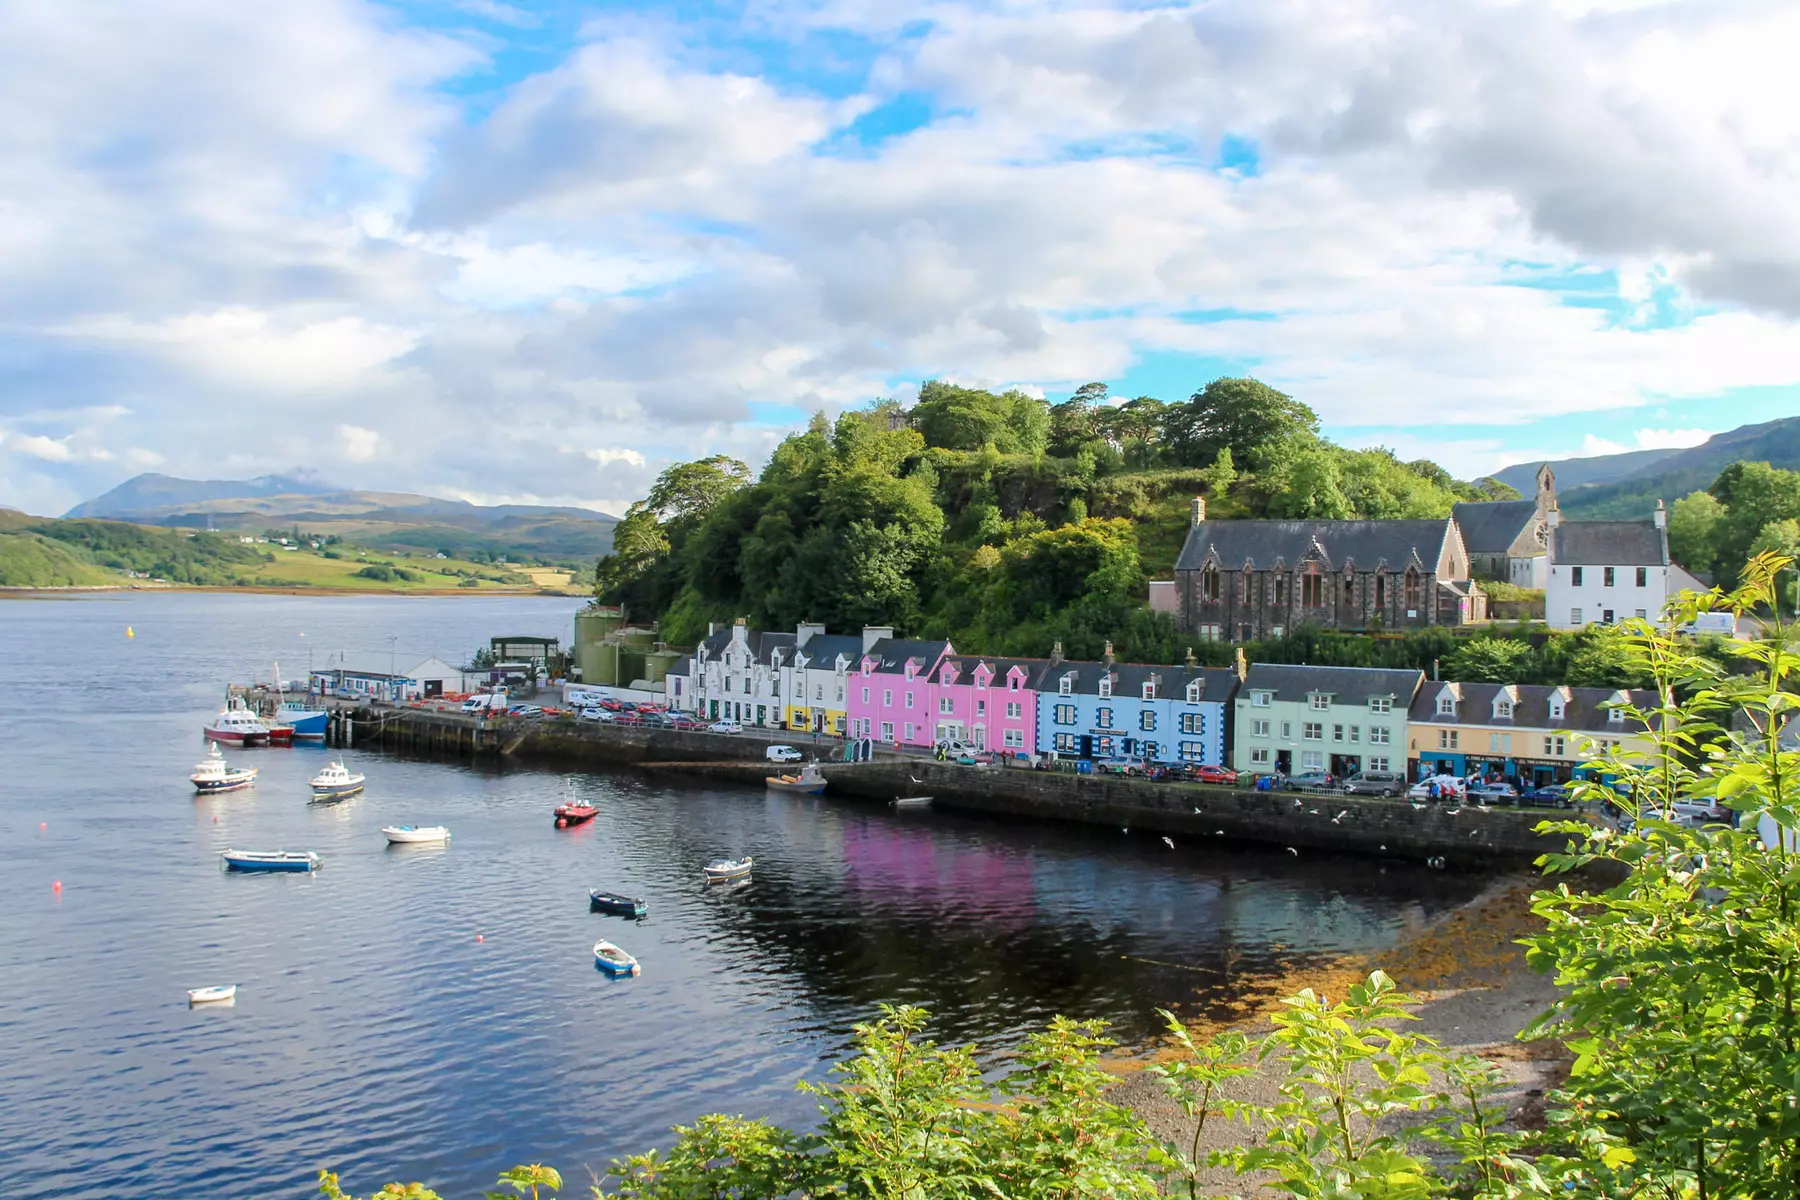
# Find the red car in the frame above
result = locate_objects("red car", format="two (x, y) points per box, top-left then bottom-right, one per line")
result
(1190, 764), (1239, 785)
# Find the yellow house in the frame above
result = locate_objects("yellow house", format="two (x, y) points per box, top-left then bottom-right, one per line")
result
(1406, 681), (1657, 786)
(778, 628), (862, 735)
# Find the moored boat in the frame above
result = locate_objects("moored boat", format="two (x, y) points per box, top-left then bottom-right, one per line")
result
(381, 825), (450, 844)
(187, 984), (237, 1005)
(191, 743), (258, 794)
(204, 697), (270, 747)
(891, 795), (933, 809)
(221, 849), (319, 873)
(593, 939), (641, 977)
(765, 764), (827, 794)
(310, 760), (365, 800)
(275, 700), (329, 741)
(589, 889), (647, 917)
(554, 801), (598, 828)
(702, 855), (753, 882)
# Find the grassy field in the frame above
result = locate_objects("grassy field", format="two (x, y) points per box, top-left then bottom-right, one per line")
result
(239, 547), (588, 593)
(0, 531), (120, 587)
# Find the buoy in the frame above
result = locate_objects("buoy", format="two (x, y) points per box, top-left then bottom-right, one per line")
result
(126, 626), (134, 638)
(52, 880), (62, 893)
(556, 818), (566, 828)
(40, 822), (46, 830)
(476, 934), (484, 943)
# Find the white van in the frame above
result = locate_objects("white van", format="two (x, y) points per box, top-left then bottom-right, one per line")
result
(461, 690), (507, 713)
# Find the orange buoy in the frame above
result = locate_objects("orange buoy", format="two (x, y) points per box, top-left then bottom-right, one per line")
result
(555, 818), (566, 828)
(52, 880), (62, 893)
(40, 822), (46, 830)
(476, 934), (484, 943)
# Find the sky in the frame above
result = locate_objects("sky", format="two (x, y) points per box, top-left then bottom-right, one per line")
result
(3, 0), (1799, 518)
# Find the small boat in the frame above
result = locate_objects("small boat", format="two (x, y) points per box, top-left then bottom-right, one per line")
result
(554, 801), (598, 828)
(191, 743), (258, 794)
(221, 849), (319, 873)
(310, 760), (365, 800)
(703, 855), (753, 882)
(381, 825), (450, 844)
(765, 764), (827, 794)
(593, 939), (641, 977)
(204, 697), (270, 746)
(892, 795), (933, 809)
(264, 722), (295, 745)
(589, 889), (647, 917)
(187, 984), (237, 1005)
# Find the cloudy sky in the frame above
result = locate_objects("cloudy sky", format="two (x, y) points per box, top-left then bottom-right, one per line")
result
(3, 0), (1798, 517)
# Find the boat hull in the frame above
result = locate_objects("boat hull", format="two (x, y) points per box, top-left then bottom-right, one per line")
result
(193, 774), (256, 794)
(765, 779), (826, 794)
(203, 726), (268, 747)
(589, 891), (648, 917)
(593, 941), (641, 976)
(702, 857), (754, 882)
(382, 826), (449, 844)
(310, 781), (365, 800)
(278, 710), (329, 740)
(222, 852), (318, 873)
(188, 985), (237, 1004)
(554, 807), (598, 828)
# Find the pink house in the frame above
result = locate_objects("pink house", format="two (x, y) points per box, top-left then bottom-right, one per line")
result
(845, 637), (954, 748)
(928, 655), (1045, 756)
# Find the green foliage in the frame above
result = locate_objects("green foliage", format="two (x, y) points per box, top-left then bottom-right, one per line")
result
(0, 531), (118, 586)
(486, 1164), (561, 1200)
(353, 564), (423, 583)
(1160, 377), (1319, 468)
(1706, 461), (1800, 586)
(29, 518), (265, 585)
(911, 380), (1050, 455)
(1443, 636), (1538, 682)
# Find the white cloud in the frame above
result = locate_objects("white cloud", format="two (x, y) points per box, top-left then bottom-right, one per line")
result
(337, 424), (382, 463)
(586, 448), (647, 469)
(1631, 427), (1713, 451)
(11, 434), (75, 462)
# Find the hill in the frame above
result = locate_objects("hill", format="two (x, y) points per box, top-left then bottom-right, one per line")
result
(1492, 447), (1679, 496)
(1557, 416), (1800, 519)
(0, 531), (120, 587)
(64, 475), (620, 563)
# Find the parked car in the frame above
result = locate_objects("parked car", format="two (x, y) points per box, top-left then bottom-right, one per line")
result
(1519, 783), (1572, 808)
(1189, 764), (1239, 785)
(1467, 781), (1519, 803)
(935, 738), (975, 757)
(1671, 799), (1731, 826)
(1408, 775), (1467, 800)
(578, 707), (614, 723)
(506, 704), (544, 717)
(765, 744), (805, 763)
(668, 715), (705, 730)
(1283, 771), (1337, 792)
(1343, 770), (1405, 797)
(709, 720), (744, 734)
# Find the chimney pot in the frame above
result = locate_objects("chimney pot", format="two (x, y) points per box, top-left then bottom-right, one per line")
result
(1191, 496), (1206, 525)
(1653, 498), (1667, 529)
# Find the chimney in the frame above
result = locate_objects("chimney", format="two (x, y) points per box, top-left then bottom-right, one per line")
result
(861, 625), (895, 654)
(1653, 498), (1667, 529)
(1049, 640), (1065, 667)
(707, 622), (717, 637)
(1233, 646), (1247, 680)
(1102, 640), (1115, 667)
(796, 620), (825, 646)
(1184, 646), (1198, 668)
(1546, 503), (1560, 529)
(1191, 496), (1206, 526)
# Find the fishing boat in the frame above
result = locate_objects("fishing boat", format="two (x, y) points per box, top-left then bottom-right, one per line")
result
(221, 849), (319, 873)
(204, 697), (270, 746)
(191, 743), (258, 794)
(593, 939), (641, 977)
(891, 795), (933, 809)
(187, 984), (237, 1005)
(554, 801), (598, 828)
(309, 760), (365, 800)
(589, 889), (647, 917)
(765, 764), (827, 794)
(264, 721), (296, 745)
(381, 825), (450, 844)
(702, 855), (753, 882)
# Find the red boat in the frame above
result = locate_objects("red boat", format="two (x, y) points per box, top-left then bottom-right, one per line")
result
(265, 723), (295, 745)
(554, 802), (598, 829)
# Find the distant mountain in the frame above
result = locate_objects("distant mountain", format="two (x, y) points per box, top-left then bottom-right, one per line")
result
(1491, 447), (1681, 496)
(66, 472), (338, 518)
(1540, 416), (1800, 519)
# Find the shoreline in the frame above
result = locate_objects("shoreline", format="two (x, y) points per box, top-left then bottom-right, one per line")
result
(0, 584), (589, 599)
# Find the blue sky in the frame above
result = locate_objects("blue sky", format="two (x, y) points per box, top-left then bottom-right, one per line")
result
(2, 0), (1798, 515)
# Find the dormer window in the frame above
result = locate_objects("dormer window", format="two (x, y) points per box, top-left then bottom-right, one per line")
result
(975, 671), (988, 690)
(1008, 673), (1021, 691)
(1607, 707), (1625, 725)
(1185, 681), (1202, 703)
(1251, 691), (1272, 707)
(1309, 694), (1330, 711)
(1436, 695), (1456, 715)
(1549, 697), (1565, 721)
(1495, 699), (1513, 719)
(1098, 677), (1113, 699)
(905, 663), (916, 680)
(1059, 675), (1073, 696)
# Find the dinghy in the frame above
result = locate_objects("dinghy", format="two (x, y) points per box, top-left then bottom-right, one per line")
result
(221, 849), (319, 873)
(187, 984), (237, 1005)
(593, 939), (641, 977)
(381, 825), (450, 844)
(589, 889), (648, 917)
(702, 855), (753, 882)
(891, 795), (933, 809)
(765, 764), (826, 794)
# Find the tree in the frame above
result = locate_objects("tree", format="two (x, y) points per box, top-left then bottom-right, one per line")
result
(1203, 447), (1237, 501)
(636, 456), (752, 527)
(1443, 637), (1535, 682)
(1270, 447), (1353, 519)
(1668, 489), (1727, 579)
(1710, 461), (1800, 582)
(911, 381), (1050, 455)
(1749, 518), (1800, 613)
(1159, 377), (1319, 468)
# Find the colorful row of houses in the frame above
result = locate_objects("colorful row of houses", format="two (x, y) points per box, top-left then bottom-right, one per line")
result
(664, 620), (1654, 783)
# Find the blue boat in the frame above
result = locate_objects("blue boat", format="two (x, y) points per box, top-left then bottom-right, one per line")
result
(276, 701), (329, 741)
(221, 849), (319, 873)
(589, 889), (647, 917)
(593, 939), (640, 976)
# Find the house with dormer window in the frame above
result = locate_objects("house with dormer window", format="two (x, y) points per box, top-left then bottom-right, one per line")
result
(1035, 644), (1242, 767)
(777, 624), (863, 735)
(1232, 663), (1422, 778)
(681, 618), (796, 728)
(927, 655), (1050, 754)
(1406, 681), (1659, 786)
(844, 632), (954, 747)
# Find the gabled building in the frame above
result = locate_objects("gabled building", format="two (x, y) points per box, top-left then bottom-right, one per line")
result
(1545, 501), (1707, 630)
(1174, 498), (1485, 641)
(1406, 682), (1658, 786)
(1232, 663), (1422, 778)
(845, 633), (955, 748)
(928, 654), (1047, 755)
(681, 619), (795, 728)
(1035, 645), (1242, 767)
(779, 625), (863, 735)
(1453, 464), (1555, 587)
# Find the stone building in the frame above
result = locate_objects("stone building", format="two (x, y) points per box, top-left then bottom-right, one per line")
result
(1173, 499), (1485, 640)
(1452, 464), (1555, 587)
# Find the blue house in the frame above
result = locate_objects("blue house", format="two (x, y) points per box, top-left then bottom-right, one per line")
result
(1034, 646), (1240, 768)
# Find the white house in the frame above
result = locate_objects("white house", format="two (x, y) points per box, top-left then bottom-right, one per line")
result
(1546, 501), (1707, 630)
(309, 655), (470, 701)
(679, 619), (793, 728)
(778, 625), (863, 735)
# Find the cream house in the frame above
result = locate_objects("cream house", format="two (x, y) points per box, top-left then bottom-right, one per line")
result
(1406, 681), (1658, 786)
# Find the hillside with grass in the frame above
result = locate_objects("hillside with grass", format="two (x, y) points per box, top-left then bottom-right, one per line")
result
(0, 531), (121, 587)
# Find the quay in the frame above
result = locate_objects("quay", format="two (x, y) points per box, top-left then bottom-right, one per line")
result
(254, 691), (1577, 866)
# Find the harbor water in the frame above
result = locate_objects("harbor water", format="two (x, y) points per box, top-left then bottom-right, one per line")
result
(0, 592), (1487, 1199)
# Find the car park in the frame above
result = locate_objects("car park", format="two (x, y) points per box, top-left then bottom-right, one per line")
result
(1189, 764), (1239, 785)
(1343, 770), (1405, 797)
(765, 744), (804, 763)
(708, 720), (744, 734)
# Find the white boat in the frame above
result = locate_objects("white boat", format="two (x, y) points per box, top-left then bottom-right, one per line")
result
(381, 825), (450, 844)
(204, 697), (270, 746)
(892, 795), (933, 809)
(191, 743), (258, 794)
(593, 939), (641, 977)
(310, 760), (365, 800)
(187, 984), (237, 1004)
(703, 855), (753, 882)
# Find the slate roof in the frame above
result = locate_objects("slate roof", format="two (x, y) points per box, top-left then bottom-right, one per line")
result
(665, 659), (689, 677)
(934, 655), (1052, 686)
(860, 637), (954, 675)
(695, 627), (796, 666)
(1238, 663), (1424, 706)
(1175, 519), (1454, 573)
(1452, 500), (1540, 555)
(1409, 682), (1659, 734)
(1552, 520), (1667, 566)
(1043, 660), (1243, 703)
(797, 633), (864, 668)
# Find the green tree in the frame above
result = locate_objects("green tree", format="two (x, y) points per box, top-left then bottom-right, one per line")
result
(1270, 447), (1353, 519)
(911, 381), (1050, 455)
(1159, 377), (1319, 468)
(1750, 518), (1800, 613)
(1669, 489), (1728, 579)
(637, 456), (752, 526)
(1443, 636), (1535, 682)
(1202, 446), (1237, 501)
(1710, 461), (1800, 582)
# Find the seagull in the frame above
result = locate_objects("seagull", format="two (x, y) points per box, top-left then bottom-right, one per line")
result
(1410, 802), (1425, 811)
(1308, 808), (1320, 815)
(1292, 798), (1303, 808)
(1380, 845), (1387, 851)
(909, 774), (923, 784)
(1446, 808), (1463, 817)
(1285, 846), (1299, 855)
(1332, 810), (1349, 824)
(1162, 836), (1175, 849)
(1192, 806), (1203, 814)
(1216, 829), (1225, 835)
(1122, 826), (1130, 835)
(1470, 829), (1482, 838)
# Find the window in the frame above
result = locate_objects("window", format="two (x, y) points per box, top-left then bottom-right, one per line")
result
(1549, 697), (1565, 720)
(1006, 702), (1022, 719)
(1608, 707), (1625, 725)
(1404, 567), (1422, 613)
(1054, 733), (1080, 753)
(1008, 674), (1020, 691)
(1180, 742), (1206, 762)
(904, 722), (914, 740)
(1332, 723), (1344, 742)
(1054, 704), (1076, 725)
(1059, 675), (1073, 696)
(1180, 712), (1205, 734)
(1368, 756), (1390, 772)
(862, 687), (870, 704)
(1134, 710), (1154, 731)
(1438, 729), (1459, 749)
(1344, 572), (1356, 605)
(1603, 566), (1616, 587)
(1489, 733), (1511, 752)
(1375, 572), (1387, 608)
(1004, 729), (1023, 748)
(1369, 697), (1392, 714)
(1098, 678), (1113, 699)
(1301, 571), (1324, 607)
(1202, 565), (1221, 600)
(1545, 735), (1566, 756)
(1437, 695), (1456, 715)
(975, 700), (985, 717)
(1250, 747), (1271, 766)
(1274, 574), (1287, 605)
(1496, 700), (1513, 718)
(1142, 681), (1157, 700)
(1570, 567), (1584, 587)
(1095, 735), (1115, 756)
(1186, 681), (1201, 702)
(939, 697), (955, 714)
(1240, 568), (1252, 602)
(880, 721), (895, 742)
(904, 691), (915, 709)
(975, 674), (988, 690)
(883, 689), (893, 706)
(1303, 722), (1323, 740)
(814, 684), (824, 700)
(1570, 608), (1583, 625)
(1301, 750), (1323, 771)
(1310, 694), (1330, 710)
(1097, 708), (1114, 729)
(1251, 691), (1272, 707)
(1251, 718), (1270, 737)
(1280, 721), (1292, 739)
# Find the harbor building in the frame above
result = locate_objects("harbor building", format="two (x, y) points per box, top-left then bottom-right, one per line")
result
(1405, 681), (1659, 786)
(1034, 645), (1241, 768)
